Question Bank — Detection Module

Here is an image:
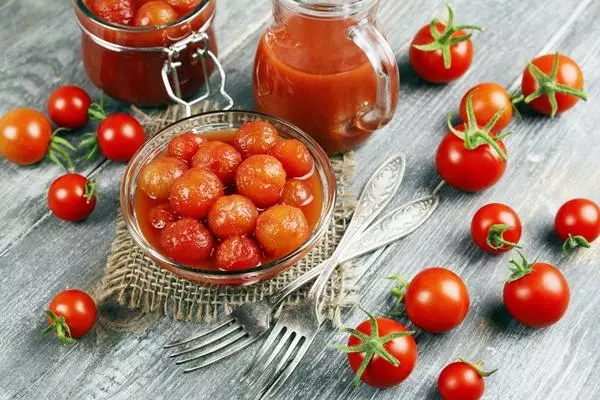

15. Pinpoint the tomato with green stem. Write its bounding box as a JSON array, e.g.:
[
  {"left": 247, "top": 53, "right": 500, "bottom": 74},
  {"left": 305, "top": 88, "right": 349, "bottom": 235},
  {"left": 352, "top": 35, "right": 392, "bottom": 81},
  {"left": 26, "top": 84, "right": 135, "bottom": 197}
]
[
  {"left": 48, "top": 173, "right": 97, "bottom": 221},
  {"left": 503, "top": 251, "right": 570, "bottom": 328},
  {"left": 335, "top": 308, "right": 416, "bottom": 388},
  {"left": 0, "top": 107, "right": 75, "bottom": 169},
  {"left": 389, "top": 267, "right": 470, "bottom": 333},
  {"left": 47, "top": 85, "right": 92, "bottom": 129},
  {"left": 438, "top": 359, "right": 497, "bottom": 400},
  {"left": 459, "top": 83, "right": 513, "bottom": 132},
  {"left": 471, "top": 203, "right": 522, "bottom": 254},
  {"left": 436, "top": 92, "right": 509, "bottom": 192},
  {"left": 409, "top": 4, "right": 481, "bottom": 83},
  {"left": 554, "top": 198, "right": 600, "bottom": 255},
  {"left": 45, "top": 289, "right": 97, "bottom": 343},
  {"left": 518, "top": 53, "right": 587, "bottom": 117}
]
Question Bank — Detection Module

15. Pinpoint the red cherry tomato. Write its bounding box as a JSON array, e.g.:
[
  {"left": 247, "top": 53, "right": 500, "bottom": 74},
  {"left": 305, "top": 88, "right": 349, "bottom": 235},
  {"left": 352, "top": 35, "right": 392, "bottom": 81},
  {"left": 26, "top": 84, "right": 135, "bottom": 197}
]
[
  {"left": 0, "top": 108, "right": 53, "bottom": 165},
  {"left": 48, "top": 173, "right": 97, "bottom": 221},
  {"left": 89, "top": 0, "right": 136, "bottom": 25},
  {"left": 503, "top": 252, "right": 570, "bottom": 328},
  {"left": 521, "top": 53, "right": 587, "bottom": 117},
  {"left": 337, "top": 310, "right": 416, "bottom": 388},
  {"left": 459, "top": 83, "right": 513, "bottom": 132},
  {"left": 409, "top": 5, "right": 480, "bottom": 83},
  {"left": 404, "top": 267, "right": 470, "bottom": 333},
  {"left": 46, "top": 289, "right": 97, "bottom": 342},
  {"left": 438, "top": 360, "right": 496, "bottom": 400},
  {"left": 96, "top": 113, "right": 145, "bottom": 161},
  {"left": 47, "top": 86, "right": 92, "bottom": 129},
  {"left": 167, "top": 132, "right": 205, "bottom": 162},
  {"left": 166, "top": 0, "right": 201, "bottom": 15},
  {"left": 436, "top": 125, "right": 507, "bottom": 192},
  {"left": 215, "top": 236, "right": 262, "bottom": 271},
  {"left": 149, "top": 203, "right": 177, "bottom": 229},
  {"left": 470, "top": 203, "right": 522, "bottom": 254},
  {"left": 160, "top": 218, "right": 214, "bottom": 265},
  {"left": 554, "top": 198, "right": 600, "bottom": 255},
  {"left": 134, "top": 1, "right": 178, "bottom": 27}
]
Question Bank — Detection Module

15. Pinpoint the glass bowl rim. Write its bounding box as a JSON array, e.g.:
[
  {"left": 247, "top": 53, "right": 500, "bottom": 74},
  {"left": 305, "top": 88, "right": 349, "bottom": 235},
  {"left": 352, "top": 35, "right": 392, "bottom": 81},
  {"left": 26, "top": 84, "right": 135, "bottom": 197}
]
[
  {"left": 120, "top": 109, "right": 337, "bottom": 279},
  {"left": 73, "top": 0, "right": 213, "bottom": 33}
]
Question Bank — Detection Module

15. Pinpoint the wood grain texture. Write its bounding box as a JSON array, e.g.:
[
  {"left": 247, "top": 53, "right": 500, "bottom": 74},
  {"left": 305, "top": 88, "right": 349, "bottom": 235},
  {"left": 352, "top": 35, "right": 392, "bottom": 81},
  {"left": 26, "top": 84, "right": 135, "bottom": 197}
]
[{"left": 1, "top": 0, "right": 599, "bottom": 399}]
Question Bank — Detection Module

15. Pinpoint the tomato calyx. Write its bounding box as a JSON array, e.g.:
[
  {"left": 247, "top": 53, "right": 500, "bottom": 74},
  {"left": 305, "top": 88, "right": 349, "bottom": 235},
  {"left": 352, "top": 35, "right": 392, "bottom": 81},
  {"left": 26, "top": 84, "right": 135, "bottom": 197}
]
[
  {"left": 458, "top": 358, "right": 498, "bottom": 378},
  {"left": 335, "top": 307, "right": 415, "bottom": 388},
  {"left": 43, "top": 310, "right": 76, "bottom": 344},
  {"left": 449, "top": 91, "right": 509, "bottom": 161},
  {"left": 386, "top": 274, "right": 409, "bottom": 317},
  {"left": 85, "top": 178, "right": 97, "bottom": 204},
  {"left": 88, "top": 95, "right": 108, "bottom": 121},
  {"left": 507, "top": 250, "right": 537, "bottom": 282},
  {"left": 412, "top": 4, "right": 482, "bottom": 69},
  {"left": 487, "top": 224, "right": 522, "bottom": 250},
  {"left": 562, "top": 233, "right": 591, "bottom": 256},
  {"left": 523, "top": 53, "right": 588, "bottom": 117},
  {"left": 48, "top": 128, "right": 77, "bottom": 171},
  {"left": 78, "top": 132, "right": 100, "bottom": 162}
]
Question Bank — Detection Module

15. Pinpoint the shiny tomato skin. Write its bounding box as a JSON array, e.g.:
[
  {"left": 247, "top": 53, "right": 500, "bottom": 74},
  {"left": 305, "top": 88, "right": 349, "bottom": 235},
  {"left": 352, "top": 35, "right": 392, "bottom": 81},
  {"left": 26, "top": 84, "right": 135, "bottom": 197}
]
[
  {"left": 436, "top": 128, "right": 507, "bottom": 192},
  {"left": 0, "top": 108, "right": 53, "bottom": 165},
  {"left": 554, "top": 198, "right": 600, "bottom": 243},
  {"left": 89, "top": 0, "right": 136, "bottom": 25},
  {"left": 160, "top": 218, "right": 214, "bottom": 265},
  {"left": 409, "top": 23, "right": 473, "bottom": 83},
  {"left": 459, "top": 83, "right": 512, "bottom": 132},
  {"left": 438, "top": 362, "right": 485, "bottom": 400},
  {"left": 471, "top": 203, "right": 522, "bottom": 254},
  {"left": 167, "top": 132, "right": 205, "bottom": 162},
  {"left": 522, "top": 54, "right": 584, "bottom": 116},
  {"left": 405, "top": 267, "right": 470, "bottom": 333},
  {"left": 215, "top": 236, "right": 262, "bottom": 271},
  {"left": 48, "top": 173, "right": 97, "bottom": 221},
  {"left": 48, "top": 289, "right": 97, "bottom": 338},
  {"left": 134, "top": 1, "right": 178, "bottom": 27},
  {"left": 347, "top": 318, "right": 417, "bottom": 388},
  {"left": 503, "top": 263, "right": 570, "bottom": 328},
  {"left": 47, "top": 86, "right": 92, "bottom": 129},
  {"left": 97, "top": 113, "right": 145, "bottom": 161}
]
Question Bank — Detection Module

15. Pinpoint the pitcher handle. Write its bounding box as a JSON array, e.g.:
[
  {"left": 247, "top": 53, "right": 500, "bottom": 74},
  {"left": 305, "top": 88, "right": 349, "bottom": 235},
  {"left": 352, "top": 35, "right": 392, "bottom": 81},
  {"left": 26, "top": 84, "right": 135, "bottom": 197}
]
[{"left": 348, "top": 19, "right": 398, "bottom": 131}]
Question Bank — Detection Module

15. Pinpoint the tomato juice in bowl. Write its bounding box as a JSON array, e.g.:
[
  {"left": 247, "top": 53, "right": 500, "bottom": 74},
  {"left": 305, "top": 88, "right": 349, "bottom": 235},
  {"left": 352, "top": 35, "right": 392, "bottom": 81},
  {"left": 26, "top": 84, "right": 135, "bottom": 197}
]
[
  {"left": 73, "top": 0, "right": 220, "bottom": 106},
  {"left": 121, "top": 111, "right": 336, "bottom": 286}
]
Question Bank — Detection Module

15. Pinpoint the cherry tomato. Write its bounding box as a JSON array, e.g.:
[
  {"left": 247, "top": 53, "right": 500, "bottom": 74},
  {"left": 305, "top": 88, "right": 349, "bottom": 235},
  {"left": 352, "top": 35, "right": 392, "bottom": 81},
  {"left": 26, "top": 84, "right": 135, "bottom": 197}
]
[
  {"left": 521, "top": 53, "right": 587, "bottom": 117},
  {"left": 471, "top": 203, "right": 522, "bottom": 254},
  {"left": 0, "top": 108, "right": 53, "bottom": 165},
  {"left": 48, "top": 173, "right": 97, "bottom": 221},
  {"left": 47, "top": 86, "right": 92, "bottom": 129},
  {"left": 404, "top": 267, "right": 470, "bottom": 333},
  {"left": 233, "top": 120, "right": 280, "bottom": 158},
  {"left": 191, "top": 141, "right": 242, "bottom": 184},
  {"left": 281, "top": 179, "right": 314, "bottom": 208},
  {"left": 167, "top": 132, "right": 205, "bottom": 162},
  {"left": 255, "top": 204, "right": 310, "bottom": 258},
  {"left": 436, "top": 125, "right": 507, "bottom": 192},
  {"left": 166, "top": 0, "right": 201, "bottom": 15},
  {"left": 269, "top": 139, "right": 314, "bottom": 178},
  {"left": 554, "top": 198, "right": 600, "bottom": 255},
  {"left": 459, "top": 83, "right": 513, "bottom": 132},
  {"left": 149, "top": 203, "right": 177, "bottom": 229},
  {"left": 215, "top": 236, "right": 262, "bottom": 271},
  {"left": 409, "top": 5, "right": 480, "bottom": 83},
  {"left": 169, "top": 168, "right": 224, "bottom": 218},
  {"left": 89, "top": 0, "right": 136, "bottom": 25},
  {"left": 438, "top": 360, "right": 496, "bottom": 400},
  {"left": 160, "top": 218, "right": 214, "bottom": 265},
  {"left": 336, "top": 309, "right": 416, "bottom": 388},
  {"left": 134, "top": 1, "right": 178, "bottom": 27},
  {"left": 46, "top": 289, "right": 97, "bottom": 342},
  {"left": 137, "top": 155, "right": 188, "bottom": 200},
  {"left": 503, "top": 252, "right": 570, "bottom": 328},
  {"left": 97, "top": 113, "right": 145, "bottom": 161}
]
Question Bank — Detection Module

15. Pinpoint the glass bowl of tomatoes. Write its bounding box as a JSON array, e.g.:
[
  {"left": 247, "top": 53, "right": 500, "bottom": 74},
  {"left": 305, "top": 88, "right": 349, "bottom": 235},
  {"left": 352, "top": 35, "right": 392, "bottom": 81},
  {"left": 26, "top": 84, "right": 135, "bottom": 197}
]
[{"left": 120, "top": 110, "right": 336, "bottom": 286}]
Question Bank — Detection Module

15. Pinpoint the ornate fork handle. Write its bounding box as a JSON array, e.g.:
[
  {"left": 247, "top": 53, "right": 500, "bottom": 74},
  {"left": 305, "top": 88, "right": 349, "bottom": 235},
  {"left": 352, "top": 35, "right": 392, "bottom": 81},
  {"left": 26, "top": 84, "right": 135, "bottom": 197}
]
[{"left": 306, "top": 154, "right": 406, "bottom": 309}]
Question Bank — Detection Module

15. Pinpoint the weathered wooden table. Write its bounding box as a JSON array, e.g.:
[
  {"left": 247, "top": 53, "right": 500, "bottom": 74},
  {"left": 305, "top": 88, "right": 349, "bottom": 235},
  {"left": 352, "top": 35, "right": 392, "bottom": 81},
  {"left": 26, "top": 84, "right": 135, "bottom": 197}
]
[{"left": 1, "top": 0, "right": 599, "bottom": 399}]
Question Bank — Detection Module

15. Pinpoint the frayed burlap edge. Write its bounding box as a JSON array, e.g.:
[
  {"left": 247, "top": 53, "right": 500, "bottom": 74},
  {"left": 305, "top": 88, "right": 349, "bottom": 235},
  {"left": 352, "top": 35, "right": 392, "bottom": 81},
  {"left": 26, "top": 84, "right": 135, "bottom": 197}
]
[{"left": 95, "top": 103, "right": 358, "bottom": 326}]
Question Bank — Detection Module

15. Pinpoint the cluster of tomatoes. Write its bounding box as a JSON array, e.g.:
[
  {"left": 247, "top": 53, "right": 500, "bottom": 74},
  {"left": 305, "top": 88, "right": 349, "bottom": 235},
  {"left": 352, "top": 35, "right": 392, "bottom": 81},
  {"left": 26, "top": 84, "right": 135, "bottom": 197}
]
[
  {"left": 335, "top": 4, "right": 596, "bottom": 399},
  {"left": 137, "top": 120, "right": 318, "bottom": 270},
  {"left": 86, "top": 0, "right": 201, "bottom": 27},
  {"left": 0, "top": 85, "right": 148, "bottom": 342}
]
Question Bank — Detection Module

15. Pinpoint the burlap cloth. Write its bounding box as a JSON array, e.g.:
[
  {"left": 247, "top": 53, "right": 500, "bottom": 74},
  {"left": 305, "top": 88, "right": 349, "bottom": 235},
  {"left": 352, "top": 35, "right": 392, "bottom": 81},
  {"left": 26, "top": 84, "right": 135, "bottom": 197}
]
[{"left": 95, "top": 102, "right": 358, "bottom": 325}]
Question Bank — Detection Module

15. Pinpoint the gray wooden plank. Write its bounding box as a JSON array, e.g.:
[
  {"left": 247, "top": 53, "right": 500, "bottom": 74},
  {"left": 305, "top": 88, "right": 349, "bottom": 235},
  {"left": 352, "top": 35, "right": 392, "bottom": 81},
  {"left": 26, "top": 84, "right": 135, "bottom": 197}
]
[{"left": 1, "top": 0, "right": 600, "bottom": 399}]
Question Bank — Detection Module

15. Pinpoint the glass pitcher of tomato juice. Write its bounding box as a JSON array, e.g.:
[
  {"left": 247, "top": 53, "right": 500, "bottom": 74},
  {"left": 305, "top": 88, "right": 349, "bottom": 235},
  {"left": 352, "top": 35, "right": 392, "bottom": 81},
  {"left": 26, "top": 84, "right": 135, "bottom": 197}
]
[{"left": 253, "top": 0, "right": 399, "bottom": 154}]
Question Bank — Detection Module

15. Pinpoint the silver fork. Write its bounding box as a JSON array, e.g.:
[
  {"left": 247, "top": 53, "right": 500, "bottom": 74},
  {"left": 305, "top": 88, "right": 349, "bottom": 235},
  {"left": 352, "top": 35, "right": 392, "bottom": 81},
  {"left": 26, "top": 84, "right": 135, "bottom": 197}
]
[
  {"left": 165, "top": 192, "right": 439, "bottom": 374},
  {"left": 164, "top": 155, "right": 406, "bottom": 370},
  {"left": 241, "top": 155, "right": 410, "bottom": 398}
]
